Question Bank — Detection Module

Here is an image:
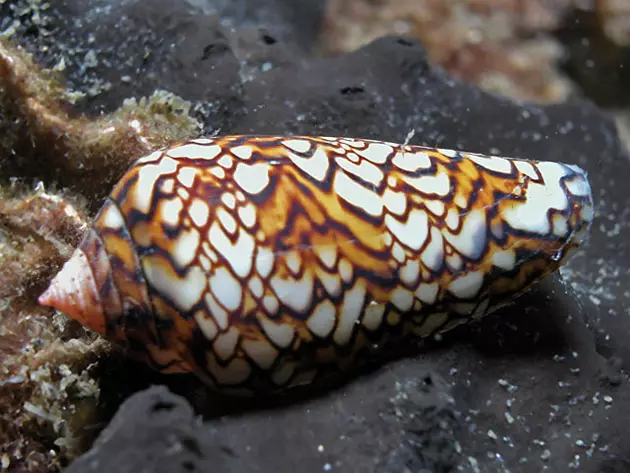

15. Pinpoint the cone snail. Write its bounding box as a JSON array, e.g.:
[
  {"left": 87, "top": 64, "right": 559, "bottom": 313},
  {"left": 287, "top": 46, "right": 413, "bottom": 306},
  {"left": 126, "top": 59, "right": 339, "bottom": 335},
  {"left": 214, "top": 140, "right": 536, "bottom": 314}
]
[{"left": 39, "top": 135, "right": 594, "bottom": 394}]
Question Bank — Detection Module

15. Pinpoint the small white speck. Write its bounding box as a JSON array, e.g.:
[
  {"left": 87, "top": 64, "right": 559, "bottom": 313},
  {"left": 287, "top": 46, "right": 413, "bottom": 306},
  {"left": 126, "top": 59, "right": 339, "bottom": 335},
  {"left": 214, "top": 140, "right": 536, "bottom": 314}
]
[
  {"left": 84, "top": 50, "right": 98, "bottom": 68},
  {"left": 468, "top": 456, "right": 480, "bottom": 473}
]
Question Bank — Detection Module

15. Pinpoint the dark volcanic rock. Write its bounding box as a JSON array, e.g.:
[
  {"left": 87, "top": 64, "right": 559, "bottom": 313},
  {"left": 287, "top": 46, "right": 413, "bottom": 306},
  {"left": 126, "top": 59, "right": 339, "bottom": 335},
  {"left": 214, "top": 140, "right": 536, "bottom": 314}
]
[
  {"left": 66, "top": 374, "right": 459, "bottom": 473},
  {"left": 2, "top": 1, "right": 630, "bottom": 472}
]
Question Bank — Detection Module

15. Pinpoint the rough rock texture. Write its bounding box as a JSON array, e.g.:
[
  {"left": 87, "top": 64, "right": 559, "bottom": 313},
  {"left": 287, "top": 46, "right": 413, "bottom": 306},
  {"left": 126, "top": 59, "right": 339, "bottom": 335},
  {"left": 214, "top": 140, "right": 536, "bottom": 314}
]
[
  {"left": 0, "top": 0, "right": 628, "bottom": 472},
  {"left": 555, "top": 4, "right": 630, "bottom": 109},
  {"left": 320, "top": 0, "right": 574, "bottom": 102}
]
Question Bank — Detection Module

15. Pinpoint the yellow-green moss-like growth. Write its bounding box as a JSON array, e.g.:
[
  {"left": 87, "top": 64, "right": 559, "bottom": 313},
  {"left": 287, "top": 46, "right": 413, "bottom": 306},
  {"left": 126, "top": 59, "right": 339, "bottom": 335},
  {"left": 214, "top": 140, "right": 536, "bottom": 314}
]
[{"left": 0, "top": 35, "right": 205, "bottom": 472}]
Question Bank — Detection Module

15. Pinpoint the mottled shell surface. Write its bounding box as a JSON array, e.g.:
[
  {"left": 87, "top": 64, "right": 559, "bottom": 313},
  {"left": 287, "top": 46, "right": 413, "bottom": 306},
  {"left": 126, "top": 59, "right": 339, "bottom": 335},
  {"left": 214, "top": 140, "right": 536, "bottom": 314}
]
[{"left": 39, "top": 135, "right": 594, "bottom": 394}]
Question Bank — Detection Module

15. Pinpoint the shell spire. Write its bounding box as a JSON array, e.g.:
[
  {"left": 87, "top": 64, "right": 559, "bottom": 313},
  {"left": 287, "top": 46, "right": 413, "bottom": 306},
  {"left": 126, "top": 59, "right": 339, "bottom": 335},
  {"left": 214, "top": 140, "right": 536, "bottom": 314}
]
[
  {"left": 38, "top": 135, "right": 594, "bottom": 394},
  {"left": 38, "top": 247, "right": 107, "bottom": 334}
]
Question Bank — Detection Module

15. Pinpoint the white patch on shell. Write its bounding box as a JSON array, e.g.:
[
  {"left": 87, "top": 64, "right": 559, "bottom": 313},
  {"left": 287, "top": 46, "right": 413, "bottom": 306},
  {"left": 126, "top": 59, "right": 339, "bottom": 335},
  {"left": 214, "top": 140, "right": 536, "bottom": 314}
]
[
  {"left": 448, "top": 271, "right": 484, "bottom": 299},
  {"left": 213, "top": 326, "right": 240, "bottom": 360},
  {"left": 362, "top": 302, "right": 386, "bottom": 331},
  {"left": 216, "top": 207, "right": 237, "bottom": 235},
  {"left": 188, "top": 198, "right": 210, "bottom": 227},
  {"left": 424, "top": 199, "right": 445, "bottom": 217},
  {"left": 564, "top": 166, "right": 591, "bottom": 196},
  {"left": 206, "top": 353, "right": 251, "bottom": 386},
  {"left": 316, "top": 269, "right": 342, "bottom": 297},
  {"left": 391, "top": 151, "right": 431, "bottom": 172},
  {"left": 171, "top": 228, "right": 200, "bottom": 267},
  {"left": 271, "top": 361, "right": 297, "bottom": 386},
  {"left": 209, "top": 223, "right": 254, "bottom": 279},
  {"left": 355, "top": 142, "right": 393, "bottom": 164},
  {"left": 205, "top": 292, "right": 228, "bottom": 330},
  {"left": 241, "top": 338, "right": 278, "bottom": 369},
  {"left": 255, "top": 246, "right": 275, "bottom": 279},
  {"left": 415, "top": 282, "right": 439, "bottom": 304},
  {"left": 262, "top": 294, "right": 279, "bottom": 315},
  {"left": 314, "top": 245, "right": 337, "bottom": 270},
  {"left": 491, "top": 250, "right": 516, "bottom": 270},
  {"left": 194, "top": 310, "right": 218, "bottom": 340},
  {"left": 307, "top": 299, "right": 337, "bottom": 338},
  {"left": 334, "top": 170, "right": 383, "bottom": 216},
  {"left": 136, "top": 148, "right": 164, "bottom": 164},
  {"left": 391, "top": 242, "right": 406, "bottom": 263},
  {"left": 333, "top": 280, "right": 366, "bottom": 345},
  {"left": 443, "top": 209, "right": 487, "bottom": 259},
  {"left": 209, "top": 267, "right": 243, "bottom": 311},
  {"left": 160, "top": 197, "right": 184, "bottom": 226},
  {"left": 466, "top": 153, "right": 513, "bottom": 174},
  {"left": 446, "top": 252, "right": 463, "bottom": 272},
  {"left": 177, "top": 188, "right": 190, "bottom": 201},
  {"left": 100, "top": 201, "right": 125, "bottom": 229},
  {"left": 445, "top": 208, "right": 460, "bottom": 231},
  {"left": 176, "top": 167, "right": 197, "bottom": 188},
  {"left": 502, "top": 162, "right": 569, "bottom": 235},
  {"left": 339, "top": 259, "right": 353, "bottom": 284},
  {"left": 218, "top": 155, "right": 234, "bottom": 168},
  {"left": 191, "top": 138, "right": 214, "bottom": 145},
  {"left": 385, "top": 209, "right": 429, "bottom": 250},
  {"left": 210, "top": 167, "right": 225, "bottom": 179},
  {"left": 287, "top": 147, "right": 329, "bottom": 182},
  {"left": 199, "top": 255, "right": 212, "bottom": 272},
  {"left": 421, "top": 227, "right": 444, "bottom": 271},
  {"left": 248, "top": 276, "right": 264, "bottom": 298},
  {"left": 134, "top": 157, "right": 178, "bottom": 213},
  {"left": 258, "top": 314, "right": 294, "bottom": 348},
  {"left": 514, "top": 160, "right": 539, "bottom": 180},
  {"left": 285, "top": 250, "right": 302, "bottom": 275},
  {"left": 413, "top": 312, "right": 449, "bottom": 338},
  {"left": 437, "top": 148, "right": 458, "bottom": 158},
  {"left": 230, "top": 145, "right": 253, "bottom": 160},
  {"left": 399, "top": 259, "right": 420, "bottom": 286},
  {"left": 142, "top": 258, "right": 206, "bottom": 311},
  {"left": 221, "top": 192, "right": 236, "bottom": 209},
  {"left": 233, "top": 162, "right": 271, "bottom": 195},
  {"left": 552, "top": 214, "right": 569, "bottom": 237},
  {"left": 382, "top": 188, "right": 407, "bottom": 216},
  {"left": 270, "top": 272, "right": 314, "bottom": 313},
  {"left": 160, "top": 178, "right": 175, "bottom": 194},
  {"left": 454, "top": 194, "right": 468, "bottom": 209},
  {"left": 167, "top": 143, "right": 222, "bottom": 160},
  {"left": 391, "top": 287, "right": 414, "bottom": 312},
  {"left": 283, "top": 139, "right": 313, "bottom": 154},
  {"left": 335, "top": 157, "right": 384, "bottom": 186},
  {"left": 402, "top": 171, "right": 450, "bottom": 196},
  {"left": 238, "top": 203, "right": 257, "bottom": 228}
]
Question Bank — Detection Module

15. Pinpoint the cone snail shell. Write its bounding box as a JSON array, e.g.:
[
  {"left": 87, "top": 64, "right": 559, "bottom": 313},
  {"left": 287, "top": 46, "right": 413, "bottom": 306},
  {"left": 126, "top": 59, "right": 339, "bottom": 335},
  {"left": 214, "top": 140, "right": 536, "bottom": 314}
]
[{"left": 39, "top": 135, "right": 594, "bottom": 394}]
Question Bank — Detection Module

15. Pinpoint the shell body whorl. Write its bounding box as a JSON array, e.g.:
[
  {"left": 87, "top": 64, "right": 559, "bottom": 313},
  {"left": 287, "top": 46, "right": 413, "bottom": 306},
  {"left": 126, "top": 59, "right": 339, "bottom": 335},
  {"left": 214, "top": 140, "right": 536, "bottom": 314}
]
[{"left": 39, "top": 135, "right": 594, "bottom": 394}]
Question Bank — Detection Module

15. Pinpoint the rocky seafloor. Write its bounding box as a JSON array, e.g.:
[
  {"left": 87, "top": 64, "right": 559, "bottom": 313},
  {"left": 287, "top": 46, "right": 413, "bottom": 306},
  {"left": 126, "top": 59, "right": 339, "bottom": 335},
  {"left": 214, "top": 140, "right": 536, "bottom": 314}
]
[{"left": 0, "top": 0, "right": 630, "bottom": 472}]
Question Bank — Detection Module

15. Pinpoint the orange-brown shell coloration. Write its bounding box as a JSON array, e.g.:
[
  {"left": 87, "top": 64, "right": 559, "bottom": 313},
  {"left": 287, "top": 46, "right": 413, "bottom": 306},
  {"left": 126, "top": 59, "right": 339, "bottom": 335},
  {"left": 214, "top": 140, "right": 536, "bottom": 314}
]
[{"left": 39, "top": 135, "right": 594, "bottom": 394}]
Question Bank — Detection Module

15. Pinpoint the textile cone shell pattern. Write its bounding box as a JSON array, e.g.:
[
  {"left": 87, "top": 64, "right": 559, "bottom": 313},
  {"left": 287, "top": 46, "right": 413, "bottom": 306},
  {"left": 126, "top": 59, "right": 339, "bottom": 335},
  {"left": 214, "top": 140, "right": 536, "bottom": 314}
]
[{"left": 39, "top": 135, "right": 594, "bottom": 394}]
